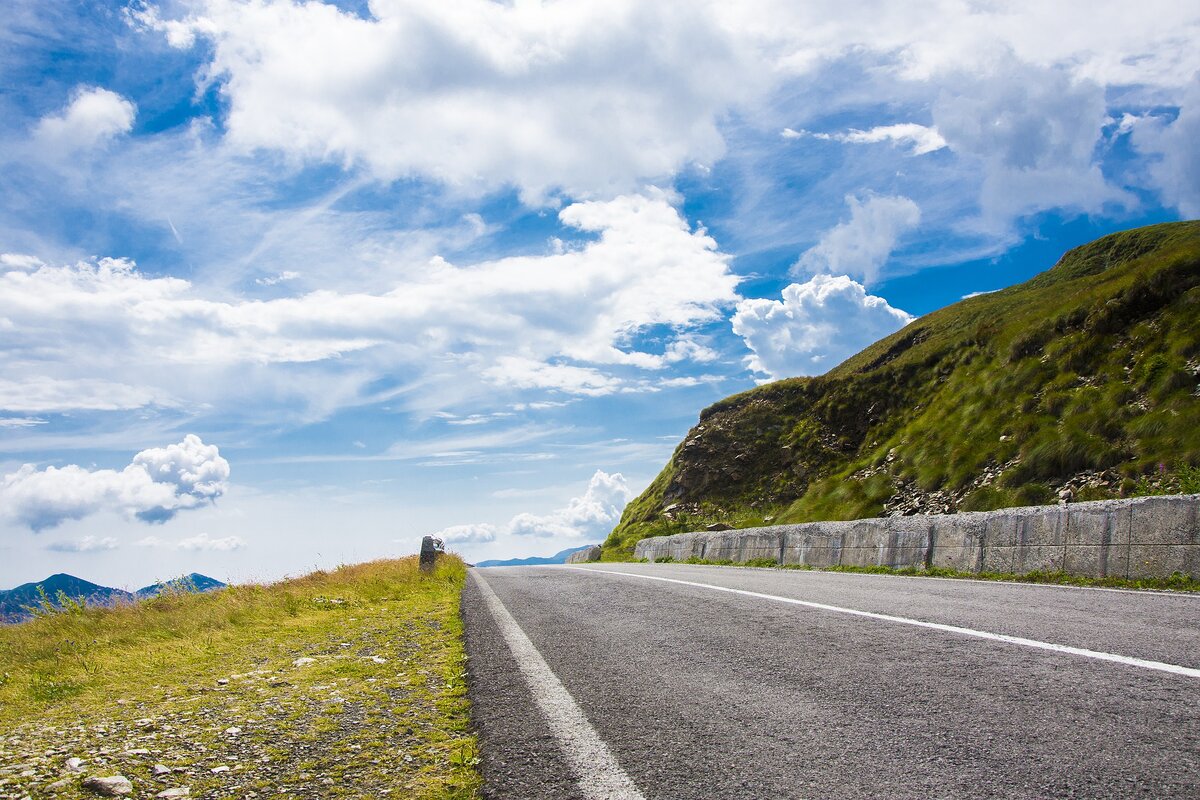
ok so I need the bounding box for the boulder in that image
[81,776,133,796]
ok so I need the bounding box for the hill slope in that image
[606,221,1200,556]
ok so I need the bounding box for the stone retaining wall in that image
[632,495,1200,580]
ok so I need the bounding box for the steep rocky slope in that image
[605,221,1200,556]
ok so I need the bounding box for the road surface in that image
[461,563,1200,799]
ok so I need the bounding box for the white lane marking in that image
[566,567,1200,679]
[471,570,647,800]
[774,566,1200,598]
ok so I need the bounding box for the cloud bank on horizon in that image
[433,470,632,546]
[0,0,1197,580]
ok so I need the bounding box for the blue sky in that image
[1,0,1197,589]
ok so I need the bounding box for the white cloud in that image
[786,123,947,155]
[33,86,136,156]
[0,254,43,271]
[793,194,921,284]
[732,275,914,380]
[0,378,167,413]
[46,535,120,553]
[932,58,1133,226]
[255,271,300,286]
[0,193,736,416]
[0,417,47,428]
[664,336,719,364]
[136,532,246,551]
[132,0,1200,206]
[1130,76,1200,217]
[178,532,245,551]
[0,434,230,531]
[432,469,631,546]
[508,470,632,540]
[483,358,623,398]
[434,524,498,545]
[135,0,755,202]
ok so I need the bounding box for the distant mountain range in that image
[475,544,597,568]
[0,572,226,623]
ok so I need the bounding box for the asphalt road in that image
[461,563,1200,800]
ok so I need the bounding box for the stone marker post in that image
[420,535,445,572]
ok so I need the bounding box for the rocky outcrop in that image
[565,545,602,564]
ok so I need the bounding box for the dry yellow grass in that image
[0,555,480,799]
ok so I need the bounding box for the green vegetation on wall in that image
[604,221,1200,557]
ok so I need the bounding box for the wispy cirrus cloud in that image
[33,86,135,157]
[783,123,947,155]
[0,192,737,421]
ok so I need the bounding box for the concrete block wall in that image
[631,495,1200,580]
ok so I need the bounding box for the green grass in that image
[605,221,1200,556]
[651,558,1200,592]
[0,556,480,799]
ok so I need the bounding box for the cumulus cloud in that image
[732,275,914,380]
[0,435,230,531]
[508,471,632,539]
[1130,76,1200,217]
[784,123,947,155]
[0,254,43,271]
[46,535,120,553]
[0,193,736,415]
[33,86,136,156]
[793,195,921,284]
[134,0,754,201]
[130,0,1200,205]
[932,58,1133,225]
[180,533,243,551]
[432,469,631,546]
[435,524,499,545]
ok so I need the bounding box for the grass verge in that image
[641,556,1200,592]
[0,556,480,799]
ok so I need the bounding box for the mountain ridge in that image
[0,572,226,623]
[475,544,596,568]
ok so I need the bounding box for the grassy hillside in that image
[606,221,1200,556]
[0,557,480,799]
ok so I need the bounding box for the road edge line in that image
[470,570,647,800]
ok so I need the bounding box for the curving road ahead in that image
[462,563,1200,800]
